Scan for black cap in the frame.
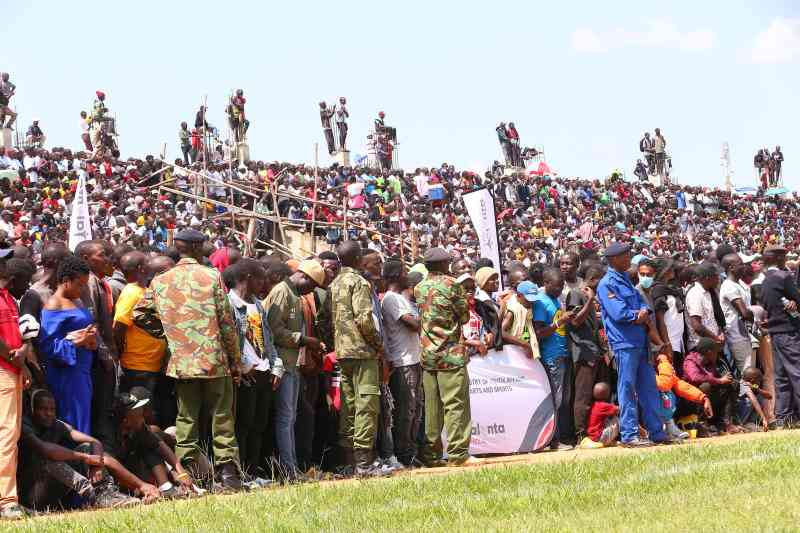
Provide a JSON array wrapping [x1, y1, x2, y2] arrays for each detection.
[[424, 247, 451, 263], [174, 229, 206, 243], [114, 392, 149, 417], [602, 242, 631, 258]]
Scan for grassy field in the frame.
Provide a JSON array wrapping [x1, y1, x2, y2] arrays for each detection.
[[7, 431, 800, 532]]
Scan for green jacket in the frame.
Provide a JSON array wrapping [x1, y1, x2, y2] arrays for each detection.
[[415, 271, 469, 370], [263, 279, 304, 369], [330, 267, 383, 360]]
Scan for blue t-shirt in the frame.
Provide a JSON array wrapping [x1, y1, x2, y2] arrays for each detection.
[[533, 294, 568, 363]]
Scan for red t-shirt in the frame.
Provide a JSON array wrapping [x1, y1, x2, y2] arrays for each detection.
[[587, 401, 619, 441], [0, 289, 22, 375]]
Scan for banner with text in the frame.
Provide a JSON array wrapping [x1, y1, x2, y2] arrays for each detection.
[[462, 188, 502, 290], [467, 345, 555, 454], [68, 171, 92, 251]]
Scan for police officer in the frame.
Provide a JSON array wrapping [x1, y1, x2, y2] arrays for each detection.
[[415, 247, 481, 466], [597, 242, 670, 447], [330, 241, 386, 476]]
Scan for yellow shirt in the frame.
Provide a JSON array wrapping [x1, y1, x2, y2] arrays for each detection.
[[114, 283, 167, 372]]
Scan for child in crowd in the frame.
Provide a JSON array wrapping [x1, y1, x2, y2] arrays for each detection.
[[582, 382, 619, 449], [738, 367, 772, 432], [655, 353, 713, 440], [683, 338, 743, 435]]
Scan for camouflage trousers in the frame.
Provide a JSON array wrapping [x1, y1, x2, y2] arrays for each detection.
[[421, 366, 472, 463], [175, 377, 239, 466], [338, 359, 380, 452]]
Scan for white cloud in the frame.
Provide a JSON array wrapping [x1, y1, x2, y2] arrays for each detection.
[[571, 20, 716, 54], [748, 18, 800, 64]]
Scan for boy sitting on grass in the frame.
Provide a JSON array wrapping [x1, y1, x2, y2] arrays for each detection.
[[581, 382, 619, 449], [738, 367, 771, 432], [18, 390, 159, 511]]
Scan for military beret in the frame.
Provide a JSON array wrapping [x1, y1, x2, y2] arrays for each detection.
[[602, 242, 631, 258], [424, 247, 451, 263], [174, 229, 206, 243]]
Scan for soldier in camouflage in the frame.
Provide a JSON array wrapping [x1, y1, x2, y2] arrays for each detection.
[[133, 229, 243, 490], [330, 241, 387, 476], [415, 247, 482, 467]]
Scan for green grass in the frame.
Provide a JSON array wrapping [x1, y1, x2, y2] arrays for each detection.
[[7, 433, 800, 532]]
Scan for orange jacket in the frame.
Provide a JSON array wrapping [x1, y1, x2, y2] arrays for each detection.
[[655, 354, 706, 404]]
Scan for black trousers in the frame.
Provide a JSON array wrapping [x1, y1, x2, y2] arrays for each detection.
[[324, 128, 336, 154], [573, 359, 611, 439], [337, 122, 348, 150], [294, 372, 320, 471], [770, 331, 800, 421], [698, 382, 736, 427], [236, 371, 274, 475], [181, 144, 193, 165]]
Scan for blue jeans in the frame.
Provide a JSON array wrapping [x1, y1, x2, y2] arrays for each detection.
[[615, 347, 667, 442], [275, 368, 300, 473], [543, 357, 574, 444]]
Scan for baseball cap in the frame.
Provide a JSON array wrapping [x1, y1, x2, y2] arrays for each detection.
[[516, 281, 540, 302]]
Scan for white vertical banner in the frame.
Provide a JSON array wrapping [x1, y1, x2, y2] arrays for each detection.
[[462, 188, 502, 289], [68, 171, 92, 251]]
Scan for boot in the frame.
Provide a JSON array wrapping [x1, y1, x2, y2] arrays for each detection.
[[219, 462, 243, 492], [336, 447, 356, 477]]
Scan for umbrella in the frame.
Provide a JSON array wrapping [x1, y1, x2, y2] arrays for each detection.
[[766, 187, 789, 197]]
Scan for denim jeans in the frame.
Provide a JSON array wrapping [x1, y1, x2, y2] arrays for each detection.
[[275, 368, 300, 473], [543, 357, 574, 445]]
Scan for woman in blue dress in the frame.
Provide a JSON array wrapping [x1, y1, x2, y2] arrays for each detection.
[[39, 255, 97, 434]]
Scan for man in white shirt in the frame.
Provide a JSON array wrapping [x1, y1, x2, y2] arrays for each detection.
[[686, 263, 724, 350], [380, 260, 422, 467], [719, 254, 755, 374]]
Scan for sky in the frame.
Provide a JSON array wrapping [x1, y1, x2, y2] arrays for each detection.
[[3, 1, 800, 189]]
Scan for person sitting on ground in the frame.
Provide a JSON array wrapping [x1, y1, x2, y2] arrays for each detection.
[[738, 367, 772, 433], [682, 337, 743, 435], [582, 382, 619, 449], [655, 353, 712, 440], [103, 392, 194, 498], [18, 389, 154, 511]]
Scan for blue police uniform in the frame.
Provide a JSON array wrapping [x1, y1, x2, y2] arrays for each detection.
[[597, 267, 667, 443]]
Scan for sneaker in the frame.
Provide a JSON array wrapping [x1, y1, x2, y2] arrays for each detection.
[[0, 504, 29, 520], [620, 438, 654, 448], [381, 456, 406, 473], [549, 442, 574, 451], [160, 485, 185, 499], [356, 463, 390, 478], [447, 456, 485, 467], [579, 436, 604, 450], [94, 484, 139, 509], [666, 420, 689, 440]]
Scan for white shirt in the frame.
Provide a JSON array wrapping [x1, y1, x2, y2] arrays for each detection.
[[381, 291, 421, 367], [662, 295, 685, 353], [720, 278, 748, 343], [686, 282, 720, 348]]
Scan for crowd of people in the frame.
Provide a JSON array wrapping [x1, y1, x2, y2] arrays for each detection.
[[0, 75, 798, 518]]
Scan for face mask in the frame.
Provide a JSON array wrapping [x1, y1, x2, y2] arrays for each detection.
[[639, 276, 654, 289]]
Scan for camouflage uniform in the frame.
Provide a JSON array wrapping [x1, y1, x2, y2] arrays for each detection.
[[414, 271, 472, 463], [330, 266, 384, 459], [135, 257, 241, 465]]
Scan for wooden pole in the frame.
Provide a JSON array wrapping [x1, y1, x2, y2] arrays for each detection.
[[311, 143, 319, 253]]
